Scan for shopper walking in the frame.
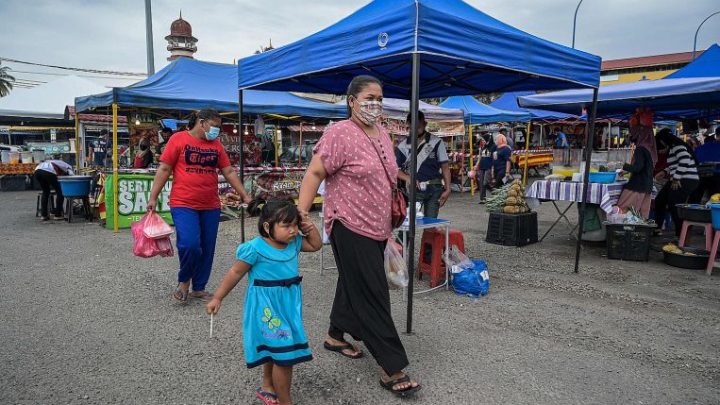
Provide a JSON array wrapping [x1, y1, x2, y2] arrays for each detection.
[[297, 75, 421, 397], [147, 108, 251, 303]]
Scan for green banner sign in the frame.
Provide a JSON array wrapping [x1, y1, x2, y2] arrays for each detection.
[[105, 173, 173, 229]]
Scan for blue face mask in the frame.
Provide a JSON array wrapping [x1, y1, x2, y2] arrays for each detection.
[[205, 126, 220, 141]]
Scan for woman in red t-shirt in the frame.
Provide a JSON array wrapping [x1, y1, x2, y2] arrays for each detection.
[[148, 109, 251, 303]]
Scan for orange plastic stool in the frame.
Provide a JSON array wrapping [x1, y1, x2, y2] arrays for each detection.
[[707, 230, 720, 275], [678, 221, 713, 252], [418, 228, 465, 287]]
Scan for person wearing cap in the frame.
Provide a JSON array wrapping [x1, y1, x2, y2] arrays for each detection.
[[395, 111, 451, 218]]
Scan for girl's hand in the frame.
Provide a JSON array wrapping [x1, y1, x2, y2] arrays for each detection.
[[206, 298, 221, 315], [670, 180, 681, 190]]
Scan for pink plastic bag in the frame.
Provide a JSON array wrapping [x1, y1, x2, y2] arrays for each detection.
[[132, 219, 174, 258], [142, 211, 174, 239]]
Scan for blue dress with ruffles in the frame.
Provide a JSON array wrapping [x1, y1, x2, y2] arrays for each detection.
[[236, 235, 312, 368]]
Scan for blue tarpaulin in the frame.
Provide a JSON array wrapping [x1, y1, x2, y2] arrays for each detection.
[[75, 58, 346, 118], [439, 96, 530, 123], [666, 43, 720, 79], [490, 91, 575, 121], [517, 77, 720, 119], [237, 0, 601, 97]]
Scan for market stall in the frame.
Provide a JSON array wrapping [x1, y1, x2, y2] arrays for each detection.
[[75, 57, 347, 231], [236, 0, 602, 330]]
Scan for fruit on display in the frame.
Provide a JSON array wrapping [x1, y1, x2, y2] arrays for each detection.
[[662, 243, 697, 256], [486, 179, 529, 214]]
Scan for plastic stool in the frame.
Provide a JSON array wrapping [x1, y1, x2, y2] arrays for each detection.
[[418, 228, 465, 288], [65, 196, 93, 223], [707, 230, 720, 275], [36, 191, 56, 217], [678, 221, 713, 252]]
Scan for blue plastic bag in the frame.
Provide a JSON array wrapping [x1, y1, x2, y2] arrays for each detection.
[[451, 260, 490, 297]]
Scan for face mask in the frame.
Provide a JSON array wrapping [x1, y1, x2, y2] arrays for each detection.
[[353, 99, 383, 126], [205, 126, 220, 141]]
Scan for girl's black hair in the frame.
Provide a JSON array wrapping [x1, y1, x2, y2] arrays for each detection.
[[258, 200, 301, 239], [346, 75, 383, 117], [188, 108, 221, 129]]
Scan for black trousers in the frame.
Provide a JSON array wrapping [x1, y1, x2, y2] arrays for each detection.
[[654, 179, 699, 236], [35, 170, 64, 218], [328, 221, 409, 375]]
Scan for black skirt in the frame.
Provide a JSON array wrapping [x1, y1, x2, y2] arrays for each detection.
[[329, 221, 409, 375]]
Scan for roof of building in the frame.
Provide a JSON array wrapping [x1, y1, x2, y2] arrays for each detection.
[[601, 50, 704, 71]]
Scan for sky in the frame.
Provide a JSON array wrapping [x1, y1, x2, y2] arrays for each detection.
[[1, 0, 719, 89]]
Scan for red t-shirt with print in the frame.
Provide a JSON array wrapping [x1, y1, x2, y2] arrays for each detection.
[[160, 131, 230, 210]]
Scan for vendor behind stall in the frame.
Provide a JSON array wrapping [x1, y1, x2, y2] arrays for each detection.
[[653, 129, 699, 236], [617, 111, 658, 218], [34, 158, 74, 220], [133, 137, 154, 169], [690, 128, 720, 202]]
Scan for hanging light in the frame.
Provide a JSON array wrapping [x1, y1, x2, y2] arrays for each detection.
[[312, 124, 316, 131], [233, 125, 238, 134], [135, 119, 141, 125]]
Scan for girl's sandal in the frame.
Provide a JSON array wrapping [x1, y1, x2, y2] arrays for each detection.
[[255, 388, 278, 405], [172, 287, 188, 304]]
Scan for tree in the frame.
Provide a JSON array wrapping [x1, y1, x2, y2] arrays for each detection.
[[0, 61, 15, 97], [254, 39, 275, 55]]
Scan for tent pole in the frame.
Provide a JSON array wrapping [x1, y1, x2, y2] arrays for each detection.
[[239, 89, 245, 243], [574, 88, 599, 273], [112, 103, 119, 233], [469, 121, 474, 195], [522, 120, 532, 185], [406, 52, 420, 334], [74, 105, 80, 171], [298, 122, 303, 166]]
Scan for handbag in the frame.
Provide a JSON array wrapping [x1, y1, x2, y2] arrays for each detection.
[[362, 128, 407, 229]]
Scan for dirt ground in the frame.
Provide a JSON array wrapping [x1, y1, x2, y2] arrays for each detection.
[[1, 189, 718, 405]]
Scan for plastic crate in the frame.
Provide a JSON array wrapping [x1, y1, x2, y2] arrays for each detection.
[[486, 211, 538, 247], [0, 175, 27, 191], [605, 223, 654, 261]]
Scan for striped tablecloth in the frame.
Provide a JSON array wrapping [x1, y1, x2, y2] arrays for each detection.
[[525, 180, 626, 213]]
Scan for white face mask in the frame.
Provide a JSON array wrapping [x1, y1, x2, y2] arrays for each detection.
[[353, 99, 383, 125]]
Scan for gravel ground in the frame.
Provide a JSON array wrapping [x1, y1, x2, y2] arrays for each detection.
[[1, 190, 719, 405]]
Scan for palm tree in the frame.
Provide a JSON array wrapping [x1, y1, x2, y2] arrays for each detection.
[[0, 61, 15, 97]]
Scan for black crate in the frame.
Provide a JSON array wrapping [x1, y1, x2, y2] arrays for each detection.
[[486, 211, 538, 247], [0, 175, 28, 191], [605, 223, 654, 261]]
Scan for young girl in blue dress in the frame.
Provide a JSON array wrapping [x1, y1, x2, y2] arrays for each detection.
[[207, 201, 322, 405]]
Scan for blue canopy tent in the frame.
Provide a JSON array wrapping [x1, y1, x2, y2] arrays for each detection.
[[517, 76, 720, 119], [490, 91, 575, 121], [75, 58, 347, 118], [236, 0, 602, 330], [666, 43, 720, 79], [75, 58, 345, 232], [439, 96, 530, 123]]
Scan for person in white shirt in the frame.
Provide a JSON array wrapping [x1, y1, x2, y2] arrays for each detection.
[[34, 159, 74, 220]]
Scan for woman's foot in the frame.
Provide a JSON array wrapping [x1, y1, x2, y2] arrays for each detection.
[[380, 372, 421, 397], [189, 290, 213, 301], [323, 336, 363, 359]]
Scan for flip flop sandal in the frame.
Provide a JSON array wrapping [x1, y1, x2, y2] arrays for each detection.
[[172, 287, 188, 304], [323, 341, 363, 359], [379, 375, 421, 397], [255, 388, 278, 405], [189, 290, 214, 301]]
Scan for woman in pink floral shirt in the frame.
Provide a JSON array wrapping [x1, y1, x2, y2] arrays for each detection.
[[298, 76, 420, 397]]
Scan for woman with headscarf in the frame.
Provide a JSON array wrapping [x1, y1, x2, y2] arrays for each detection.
[[653, 128, 699, 236], [616, 120, 658, 218], [490, 133, 512, 188], [132, 137, 154, 169]]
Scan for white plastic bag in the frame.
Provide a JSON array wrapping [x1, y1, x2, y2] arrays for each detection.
[[384, 239, 408, 289], [444, 245, 473, 269]]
